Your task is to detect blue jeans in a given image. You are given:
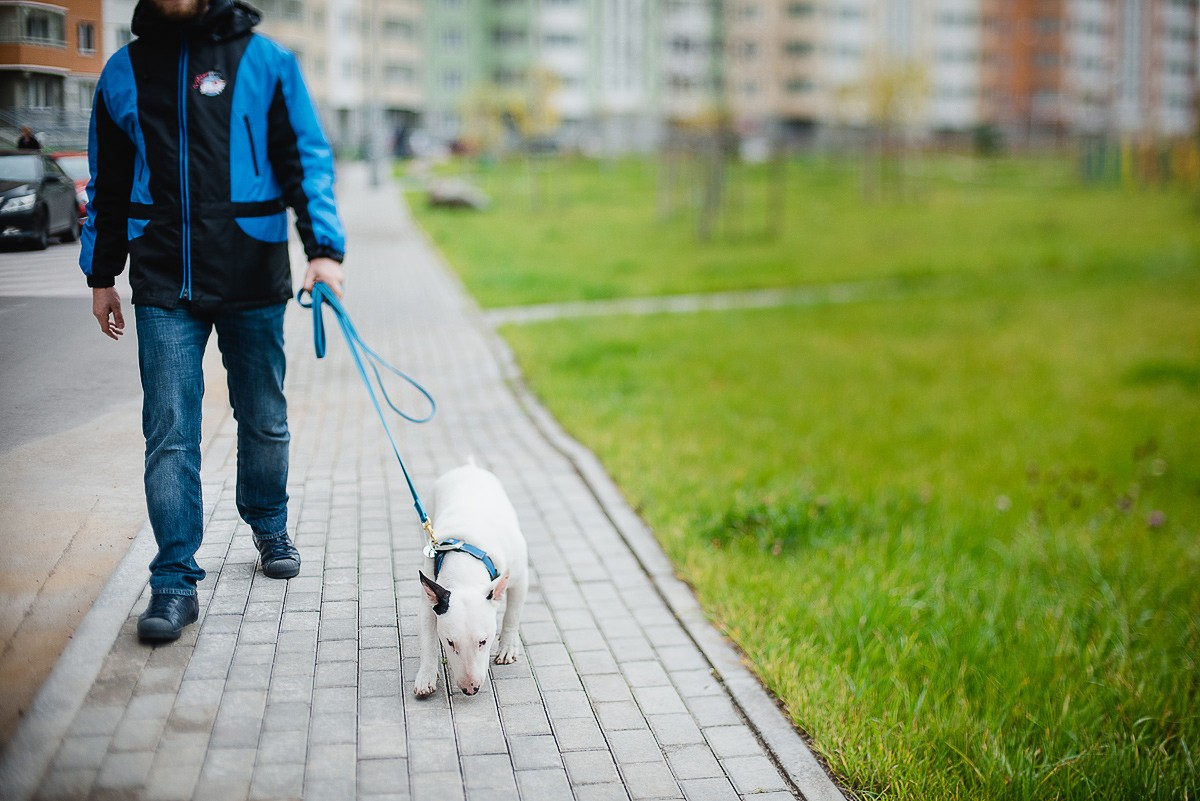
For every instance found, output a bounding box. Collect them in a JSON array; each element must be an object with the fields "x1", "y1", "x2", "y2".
[{"x1": 135, "y1": 302, "x2": 290, "y2": 596}]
